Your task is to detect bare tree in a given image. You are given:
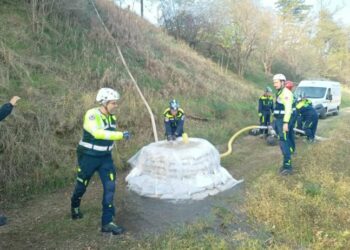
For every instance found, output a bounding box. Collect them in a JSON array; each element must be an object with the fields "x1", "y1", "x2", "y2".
[
  {"x1": 158, "y1": 0, "x2": 202, "y2": 46},
  {"x1": 312, "y1": 8, "x2": 350, "y2": 81},
  {"x1": 212, "y1": 0, "x2": 263, "y2": 76},
  {"x1": 141, "y1": 0, "x2": 143, "y2": 17},
  {"x1": 29, "y1": 0, "x2": 55, "y2": 33},
  {"x1": 253, "y1": 10, "x2": 284, "y2": 75}
]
